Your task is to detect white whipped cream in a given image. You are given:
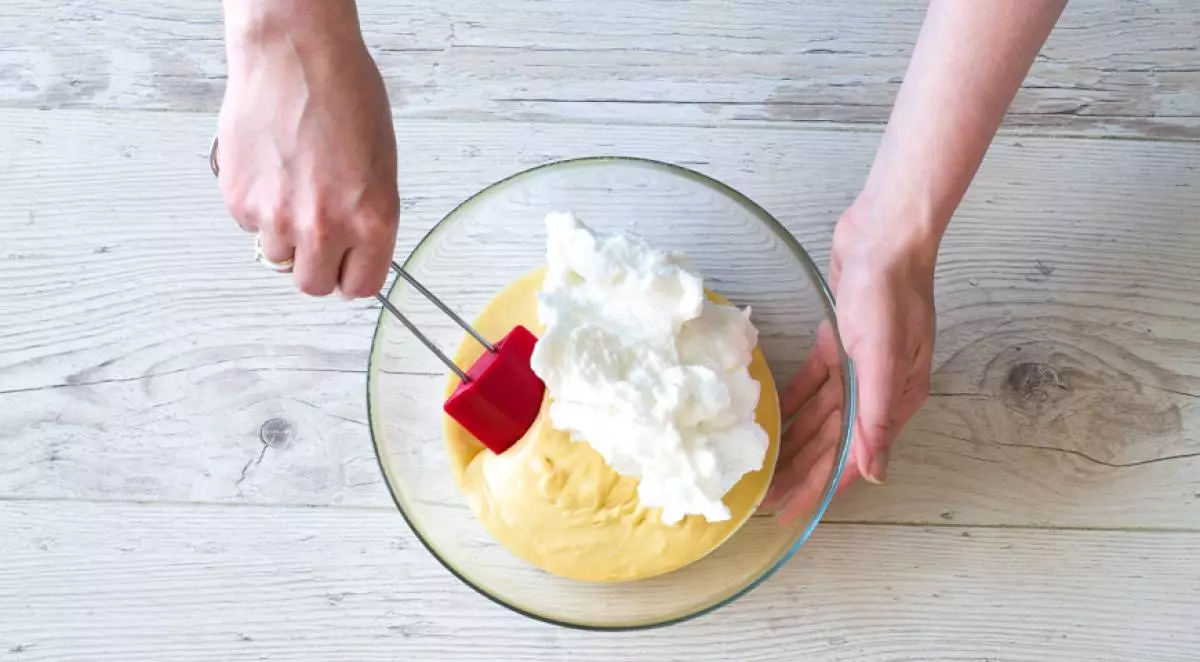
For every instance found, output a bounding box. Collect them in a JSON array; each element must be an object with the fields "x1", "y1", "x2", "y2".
[{"x1": 529, "y1": 212, "x2": 768, "y2": 525}]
